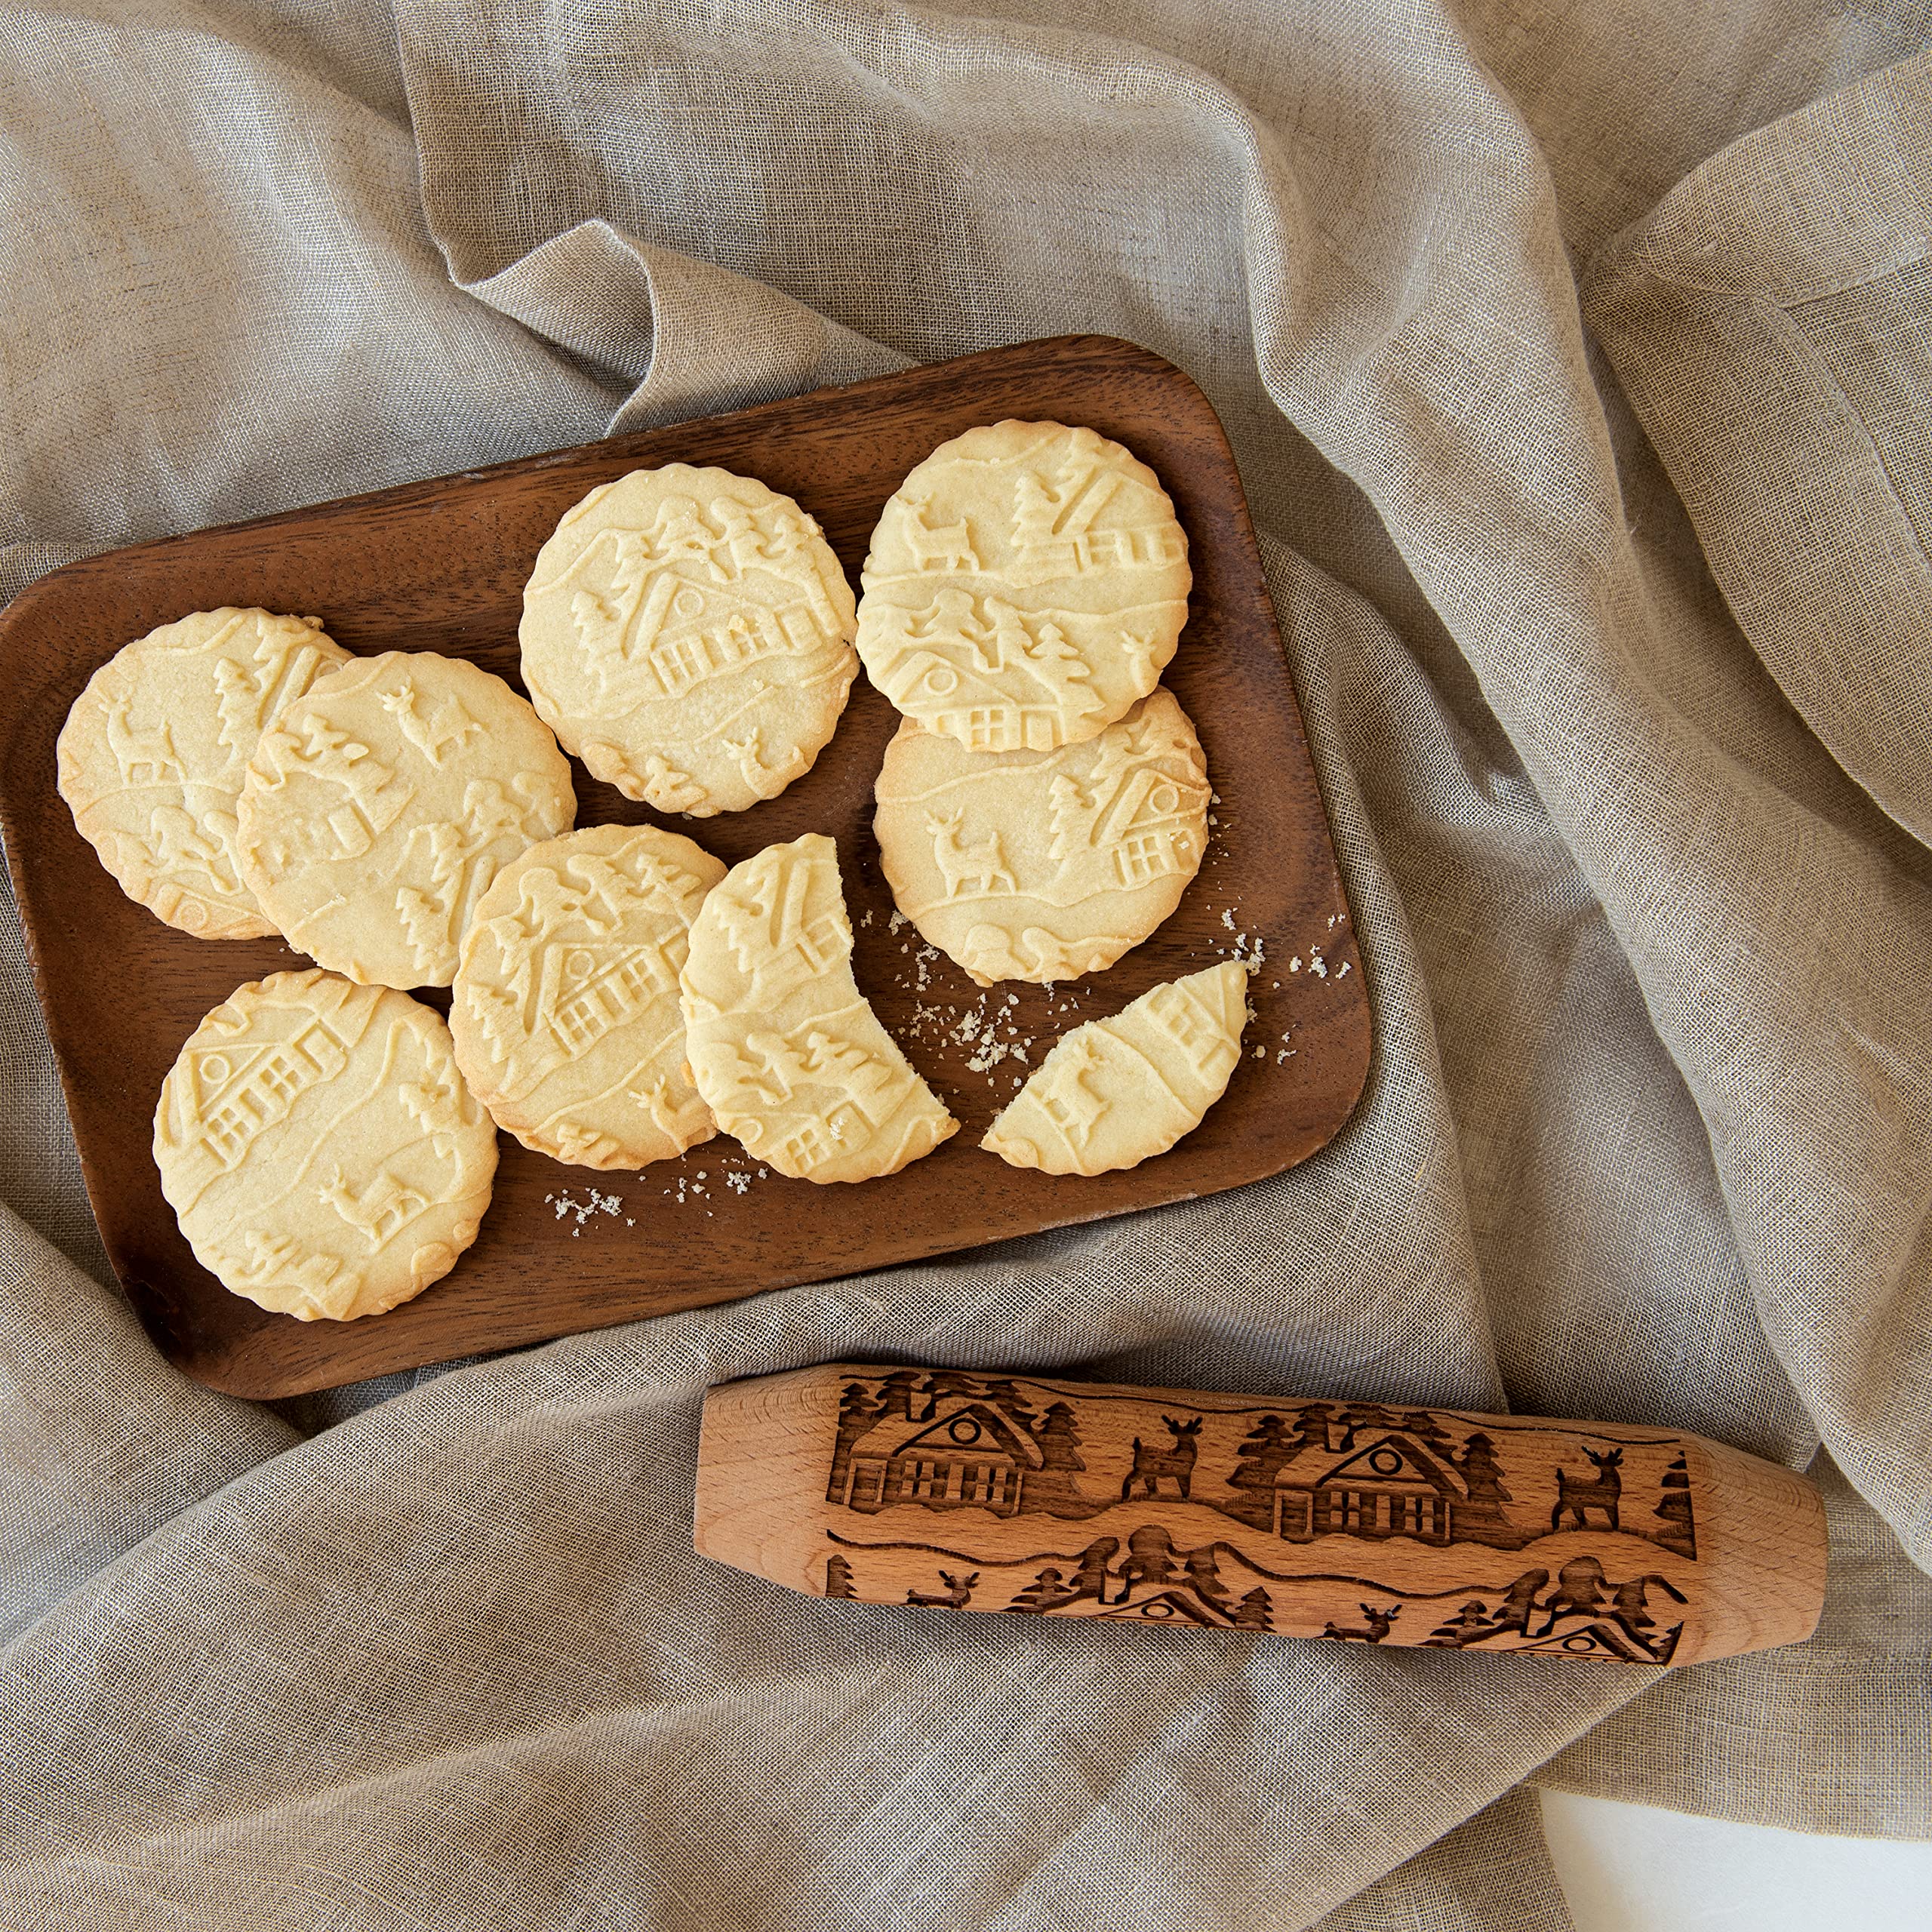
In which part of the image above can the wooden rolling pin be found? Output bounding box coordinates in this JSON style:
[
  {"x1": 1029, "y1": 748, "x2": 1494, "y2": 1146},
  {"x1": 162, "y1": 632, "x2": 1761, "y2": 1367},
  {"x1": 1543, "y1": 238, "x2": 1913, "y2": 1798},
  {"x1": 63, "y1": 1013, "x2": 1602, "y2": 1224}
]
[{"x1": 696, "y1": 1363, "x2": 1826, "y2": 1666}]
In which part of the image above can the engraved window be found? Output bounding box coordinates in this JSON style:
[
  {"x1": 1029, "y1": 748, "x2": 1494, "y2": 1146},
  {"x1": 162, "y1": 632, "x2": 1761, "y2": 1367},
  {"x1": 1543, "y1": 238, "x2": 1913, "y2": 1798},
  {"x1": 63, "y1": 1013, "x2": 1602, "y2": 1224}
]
[
  {"x1": 1156, "y1": 995, "x2": 1201, "y2": 1049},
  {"x1": 554, "y1": 1000, "x2": 601, "y2": 1053},
  {"x1": 791, "y1": 918, "x2": 843, "y2": 977},
  {"x1": 906, "y1": 1459, "x2": 948, "y2": 1500},
  {"x1": 655, "y1": 635, "x2": 707, "y2": 691},
  {"x1": 960, "y1": 1463, "x2": 1006, "y2": 1505}
]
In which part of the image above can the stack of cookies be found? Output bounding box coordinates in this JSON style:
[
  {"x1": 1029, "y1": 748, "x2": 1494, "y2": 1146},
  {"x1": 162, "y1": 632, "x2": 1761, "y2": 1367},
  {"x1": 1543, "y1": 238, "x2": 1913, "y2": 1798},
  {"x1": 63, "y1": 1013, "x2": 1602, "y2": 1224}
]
[{"x1": 58, "y1": 423, "x2": 1253, "y2": 1327}]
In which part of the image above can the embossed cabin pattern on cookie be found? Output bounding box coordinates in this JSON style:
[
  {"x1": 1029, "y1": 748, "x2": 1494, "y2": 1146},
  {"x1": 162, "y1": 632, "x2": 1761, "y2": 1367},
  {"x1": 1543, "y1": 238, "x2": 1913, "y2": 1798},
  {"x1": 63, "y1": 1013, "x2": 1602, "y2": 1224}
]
[
  {"x1": 451, "y1": 826, "x2": 724, "y2": 1170},
  {"x1": 541, "y1": 493, "x2": 844, "y2": 712},
  {"x1": 171, "y1": 1015, "x2": 352, "y2": 1170},
  {"x1": 155, "y1": 972, "x2": 496, "y2": 1322},
  {"x1": 858, "y1": 423, "x2": 1190, "y2": 753},
  {"x1": 468, "y1": 851, "x2": 700, "y2": 1100},
  {"x1": 520, "y1": 466, "x2": 858, "y2": 816}
]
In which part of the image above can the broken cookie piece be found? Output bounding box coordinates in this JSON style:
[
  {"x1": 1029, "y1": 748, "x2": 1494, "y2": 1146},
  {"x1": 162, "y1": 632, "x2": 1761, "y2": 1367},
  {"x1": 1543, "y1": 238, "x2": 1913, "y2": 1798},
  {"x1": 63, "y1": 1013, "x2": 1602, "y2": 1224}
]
[{"x1": 982, "y1": 960, "x2": 1248, "y2": 1174}]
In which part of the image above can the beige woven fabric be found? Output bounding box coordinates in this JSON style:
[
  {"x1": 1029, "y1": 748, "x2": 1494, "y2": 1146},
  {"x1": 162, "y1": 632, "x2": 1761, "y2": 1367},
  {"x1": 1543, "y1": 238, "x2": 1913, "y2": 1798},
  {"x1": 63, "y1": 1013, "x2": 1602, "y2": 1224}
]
[{"x1": 2, "y1": 2, "x2": 1930, "y2": 1924}]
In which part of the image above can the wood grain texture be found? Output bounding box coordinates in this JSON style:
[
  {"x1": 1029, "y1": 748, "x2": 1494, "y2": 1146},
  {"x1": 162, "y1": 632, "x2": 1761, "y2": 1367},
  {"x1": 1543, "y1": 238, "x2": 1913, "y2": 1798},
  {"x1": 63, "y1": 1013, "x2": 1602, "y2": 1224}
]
[
  {"x1": 0, "y1": 336, "x2": 1370, "y2": 1398},
  {"x1": 696, "y1": 1364, "x2": 1828, "y2": 1666}
]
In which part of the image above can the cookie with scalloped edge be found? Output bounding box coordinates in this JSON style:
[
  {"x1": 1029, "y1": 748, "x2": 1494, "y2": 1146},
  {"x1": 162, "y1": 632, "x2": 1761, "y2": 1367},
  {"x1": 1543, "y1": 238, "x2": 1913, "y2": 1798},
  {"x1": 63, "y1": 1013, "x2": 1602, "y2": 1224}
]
[
  {"x1": 679, "y1": 832, "x2": 956, "y2": 1182},
  {"x1": 57, "y1": 608, "x2": 349, "y2": 940},
  {"x1": 872, "y1": 688, "x2": 1209, "y2": 986},
  {"x1": 236, "y1": 651, "x2": 576, "y2": 990},
  {"x1": 982, "y1": 961, "x2": 1249, "y2": 1174},
  {"x1": 450, "y1": 823, "x2": 726, "y2": 1170},
  {"x1": 154, "y1": 969, "x2": 497, "y2": 1321},
  {"x1": 855, "y1": 421, "x2": 1190, "y2": 755},
  {"x1": 519, "y1": 464, "x2": 858, "y2": 816}
]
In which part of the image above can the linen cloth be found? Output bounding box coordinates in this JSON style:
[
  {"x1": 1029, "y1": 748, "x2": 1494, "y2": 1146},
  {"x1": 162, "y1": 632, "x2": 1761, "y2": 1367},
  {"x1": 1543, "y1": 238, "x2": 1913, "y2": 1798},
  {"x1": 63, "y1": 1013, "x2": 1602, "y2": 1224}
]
[{"x1": 2, "y1": 2, "x2": 1929, "y2": 1925}]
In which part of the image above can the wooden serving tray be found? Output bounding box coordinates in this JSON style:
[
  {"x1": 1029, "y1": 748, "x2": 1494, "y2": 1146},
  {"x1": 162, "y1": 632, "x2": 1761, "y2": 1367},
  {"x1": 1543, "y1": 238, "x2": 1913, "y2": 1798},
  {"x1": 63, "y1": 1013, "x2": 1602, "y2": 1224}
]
[{"x1": 0, "y1": 336, "x2": 1370, "y2": 1398}]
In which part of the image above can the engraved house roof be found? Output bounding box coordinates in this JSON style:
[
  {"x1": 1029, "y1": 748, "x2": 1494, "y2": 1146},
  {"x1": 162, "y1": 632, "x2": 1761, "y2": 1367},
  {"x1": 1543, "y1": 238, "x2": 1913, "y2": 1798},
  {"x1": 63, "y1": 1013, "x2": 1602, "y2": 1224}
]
[
  {"x1": 857, "y1": 1404, "x2": 1047, "y2": 1472},
  {"x1": 1287, "y1": 1434, "x2": 1469, "y2": 1499}
]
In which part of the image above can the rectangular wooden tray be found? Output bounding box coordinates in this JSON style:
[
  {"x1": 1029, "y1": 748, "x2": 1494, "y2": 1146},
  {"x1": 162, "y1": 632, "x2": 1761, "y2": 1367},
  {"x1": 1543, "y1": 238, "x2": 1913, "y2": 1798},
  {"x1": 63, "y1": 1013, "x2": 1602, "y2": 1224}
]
[{"x1": 0, "y1": 335, "x2": 1370, "y2": 1398}]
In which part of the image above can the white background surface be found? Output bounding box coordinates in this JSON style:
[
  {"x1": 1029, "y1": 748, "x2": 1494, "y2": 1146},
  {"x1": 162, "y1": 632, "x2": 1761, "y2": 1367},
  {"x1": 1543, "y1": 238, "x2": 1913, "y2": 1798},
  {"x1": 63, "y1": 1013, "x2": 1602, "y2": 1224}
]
[{"x1": 1540, "y1": 1792, "x2": 1932, "y2": 1931}]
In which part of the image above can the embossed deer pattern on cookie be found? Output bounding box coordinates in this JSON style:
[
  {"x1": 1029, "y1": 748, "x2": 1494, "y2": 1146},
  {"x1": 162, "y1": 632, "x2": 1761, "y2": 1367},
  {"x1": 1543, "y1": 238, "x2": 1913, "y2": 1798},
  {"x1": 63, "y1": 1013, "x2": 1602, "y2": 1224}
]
[
  {"x1": 237, "y1": 653, "x2": 575, "y2": 989},
  {"x1": 812, "y1": 1371, "x2": 1704, "y2": 1660},
  {"x1": 873, "y1": 688, "x2": 1210, "y2": 986}
]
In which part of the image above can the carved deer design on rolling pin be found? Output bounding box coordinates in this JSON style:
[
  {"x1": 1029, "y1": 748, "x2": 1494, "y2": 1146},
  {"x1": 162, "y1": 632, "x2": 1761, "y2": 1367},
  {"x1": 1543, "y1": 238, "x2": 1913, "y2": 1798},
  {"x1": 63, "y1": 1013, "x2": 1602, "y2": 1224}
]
[
  {"x1": 906, "y1": 1571, "x2": 978, "y2": 1610},
  {"x1": 1120, "y1": 1417, "x2": 1202, "y2": 1500},
  {"x1": 1322, "y1": 1604, "x2": 1401, "y2": 1644},
  {"x1": 1550, "y1": 1446, "x2": 1623, "y2": 1532}
]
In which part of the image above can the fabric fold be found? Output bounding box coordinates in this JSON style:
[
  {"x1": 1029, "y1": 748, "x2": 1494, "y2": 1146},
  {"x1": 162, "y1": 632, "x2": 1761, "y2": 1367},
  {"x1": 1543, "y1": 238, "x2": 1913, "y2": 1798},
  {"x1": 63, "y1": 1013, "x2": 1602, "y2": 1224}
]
[{"x1": 1586, "y1": 54, "x2": 1932, "y2": 854}]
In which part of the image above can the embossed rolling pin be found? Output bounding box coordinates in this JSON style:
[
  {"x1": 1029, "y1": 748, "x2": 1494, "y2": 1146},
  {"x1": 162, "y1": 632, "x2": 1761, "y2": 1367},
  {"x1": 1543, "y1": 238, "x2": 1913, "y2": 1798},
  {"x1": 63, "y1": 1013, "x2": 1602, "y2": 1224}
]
[{"x1": 694, "y1": 1364, "x2": 1826, "y2": 1665}]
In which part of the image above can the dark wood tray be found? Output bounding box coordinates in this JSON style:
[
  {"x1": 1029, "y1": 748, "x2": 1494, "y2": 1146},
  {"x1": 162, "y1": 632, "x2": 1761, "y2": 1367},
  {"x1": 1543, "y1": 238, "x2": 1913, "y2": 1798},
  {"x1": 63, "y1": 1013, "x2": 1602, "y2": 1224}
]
[{"x1": 0, "y1": 335, "x2": 1370, "y2": 1398}]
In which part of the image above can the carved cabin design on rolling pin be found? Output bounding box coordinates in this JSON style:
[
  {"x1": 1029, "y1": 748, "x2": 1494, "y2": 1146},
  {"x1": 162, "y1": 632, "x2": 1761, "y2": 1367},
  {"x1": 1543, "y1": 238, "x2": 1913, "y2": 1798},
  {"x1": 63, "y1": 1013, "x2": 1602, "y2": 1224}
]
[{"x1": 697, "y1": 1364, "x2": 1826, "y2": 1668}]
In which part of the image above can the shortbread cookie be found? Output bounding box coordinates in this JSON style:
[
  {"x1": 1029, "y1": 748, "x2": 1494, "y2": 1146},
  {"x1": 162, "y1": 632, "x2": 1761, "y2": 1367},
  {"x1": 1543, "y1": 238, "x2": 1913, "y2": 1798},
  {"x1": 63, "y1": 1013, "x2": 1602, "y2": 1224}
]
[
  {"x1": 236, "y1": 651, "x2": 576, "y2": 989},
  {"x1": 983, "y1": 961, "x2": 1249, "y2": 1174},
  {"x1": 873, "y1": 688, "x2": 1209, "y2": 985},
  {"x1": 57, "y1": 608, "x2": 349, "y2": 940},
  {"x1": 450, "y1": 823, "x2": 725, "y2": 1170},
  {"x1": 679, "y1": 833, "x2": 956, "y2": 1182},
  {"x1": 855, "y1": 422, "x2": 1190, "y2": 754},
  {"x1": 518, "y1": 465, "x2": 858, "y2": 816},
  {"x1": 154, "y1": 969, "x2": 497, "y2": 1321}
]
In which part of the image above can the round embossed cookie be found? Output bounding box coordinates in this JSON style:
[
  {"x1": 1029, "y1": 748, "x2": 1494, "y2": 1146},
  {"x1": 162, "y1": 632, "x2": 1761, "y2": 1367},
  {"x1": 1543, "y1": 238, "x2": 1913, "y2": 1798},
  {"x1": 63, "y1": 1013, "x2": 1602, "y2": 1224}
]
[
  {"x1": 872, "y1": 688, "x2": 1210, "y2": 985},
  {"x1": 983, "y1": 961, "x2": 1250, "y2": 1174},
  {"x1": 57, "y1": 608, "x2": 350, "y2": 940},
  {"x1": 154, "y1": 969, "x2": 498, "y2": 1321},
  {"x1": 518, "y1": 465, "x2": 859, "y2": 816},
  {"x1": 854, "y1": 421, "x2": 1191, "y2": 754},
  {"x1": 679, "y1": 833, "x2": 957, "y2": 1183},
  {"x1": 450, "y1": 823, "x2": 726, "y2": 1170},
  {"x1": 236, "y1": 651, "x2": 576, "y2": 990}
]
